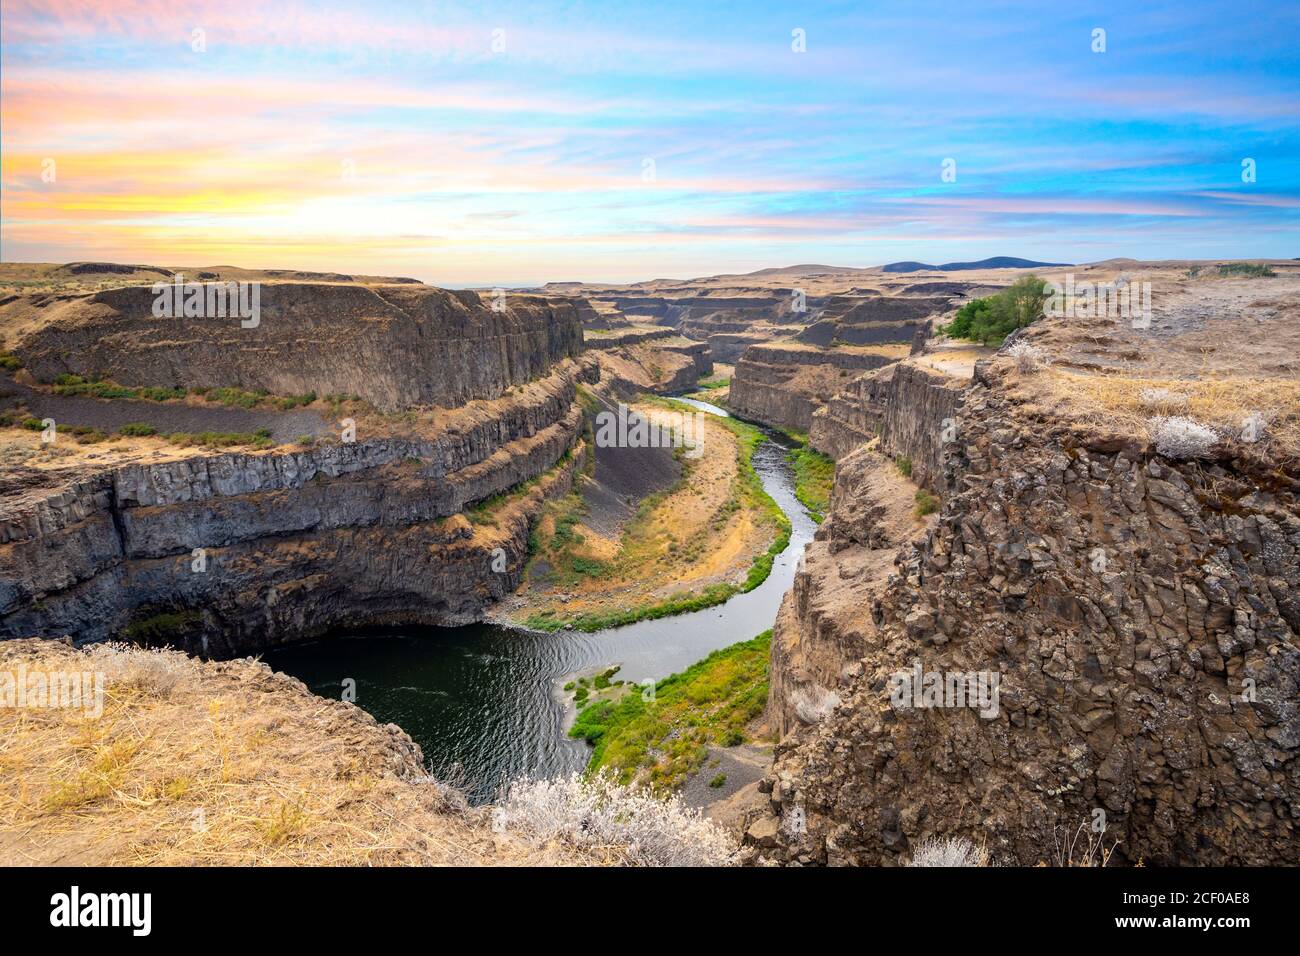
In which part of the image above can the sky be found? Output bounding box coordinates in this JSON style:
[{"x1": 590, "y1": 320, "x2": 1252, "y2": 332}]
[{"x1": 1, "y1": 0, "x2": 1297, "y2": 286}]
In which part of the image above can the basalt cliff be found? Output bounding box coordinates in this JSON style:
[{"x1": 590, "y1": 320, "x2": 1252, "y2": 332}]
[
  {"x1": 0, "y1": 278, "x2": 595, "y2": 656},
  {"x1": 752, "y1": 265, "x2": 1300, "y2": 866}
]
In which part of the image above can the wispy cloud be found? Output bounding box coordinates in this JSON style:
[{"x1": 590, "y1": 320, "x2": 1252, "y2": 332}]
[{"x1": 2, "y1": 0, "x2": 1298, "y2": 283}]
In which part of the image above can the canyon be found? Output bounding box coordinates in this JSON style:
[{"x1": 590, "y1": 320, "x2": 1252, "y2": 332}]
[{"x1": 3, "y1": 258, "x2": 1299, "y2": 867}]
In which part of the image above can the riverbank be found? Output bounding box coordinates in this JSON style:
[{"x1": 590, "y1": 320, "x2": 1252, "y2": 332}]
[
  {"x1": 502, "y1": 397, "x2": 789, "y2": 633},
  {"x1": 567, "y1": 630, "x2": 773, "y2": 793}
]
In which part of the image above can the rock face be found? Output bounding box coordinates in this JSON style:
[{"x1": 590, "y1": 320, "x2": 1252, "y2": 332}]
[
  {"x1": 799, "y1": 294, "x2": 950, "y2": 346},
  {"x1": 756, "y1": 356, "x2": 1300, "y2": 866},
  {"x1": 593, "y1": 336, "x2": 713, "y2": 398},
  {"x1": 706, "y1": 333, "x2": 769, "y2": 364},
  {"x1": 728, "y1": 344, "x2": 898, "y2": 432},
  {"x1": 1, "y1": 346, "x2": 590, "y2": 656},
  {"x1": 5, "y1": 284, "x2": 585, "y2": 412}
]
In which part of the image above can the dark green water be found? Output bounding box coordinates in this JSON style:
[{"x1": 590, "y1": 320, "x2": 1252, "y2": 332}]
[{"x1": 264, "y1": 401, "x2": 814, "y2": 803}]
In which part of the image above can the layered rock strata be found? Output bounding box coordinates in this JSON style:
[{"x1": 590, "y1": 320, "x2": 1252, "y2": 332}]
[
  {"x1": 1, "y1": 355, "x2": 589, "y2": 656},
  {"x1": 4, "y1": 284, "x2": 585, "y2": 412}
]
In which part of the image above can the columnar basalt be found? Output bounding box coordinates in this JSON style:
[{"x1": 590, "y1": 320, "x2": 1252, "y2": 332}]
[{"x1": 754, "y1": 355, "x2": 1300, "y2": 866}]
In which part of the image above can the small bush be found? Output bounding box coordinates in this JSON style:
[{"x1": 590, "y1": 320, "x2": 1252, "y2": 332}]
[
  {"x1": 708, "y1": 773, "x2": 727, "y2": 788},
  {"x1": 914, "y1": 488, "x2": 939, "y2": 516},
  {"x1": 88, "y1": 642, "x2": 191, "y2": 696},
  {"x1": 909, "y1": 836, "x2": 990, "y2": 867},
  {"x1": 1149, "y1": 416, "x2": 1216, "y2": 459},
  {"x1": 895, "y1": 455, "x2": 913, "y2": 478},
  {"x1": 496, "y1": 771, "x2": 739, "y2": 866},
  {"x1": 1005, "y1": 339, "x2": 1047, "y2": 374},
  {"x1": 118, "y1": 422, "x2": 158, "y2": 437}
]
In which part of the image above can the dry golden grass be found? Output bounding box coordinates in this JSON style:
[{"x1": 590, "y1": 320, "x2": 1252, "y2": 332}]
[
  {"x1": 0, "y1": 640, "x2": 598, "y2": 866},
  {"x1": 512, "y1": 405, "x2": 777, "y2": 625},
  {"x1": 1010, "y1": 367, "x2": 1300, "y2": 457}
]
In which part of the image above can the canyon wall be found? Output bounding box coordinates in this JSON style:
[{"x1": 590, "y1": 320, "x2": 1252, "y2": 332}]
[
  {"x1": 1, "y1": 272, "x2": 597, "y2": 656},
  {"x1": 728, "y1": 344, "x2": 898, "y2": 432},
  {"x1": 0, "y1": 366, "x2": 586, "y2": 655},
  {"x1": 4, "y1": 283, "x2": 585, "y2": 412},
  {"x1": 754, "y1": 356, "x2": 1300, "y2": 865}
]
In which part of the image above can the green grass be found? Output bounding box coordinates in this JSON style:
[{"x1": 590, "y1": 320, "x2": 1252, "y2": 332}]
[
  {"x1": 118, "y1": 422, "x2": 158, "y2": 437},
  {"x1": 696, "y1": 376, "x2": 730, "y2": 390},
  {"x1": 45, "y1": 375, "x2": 317, "y2": 410},
  {"x1": 164, "y1": 427, "x2": 273, "y2": 449},
  {"x1": 568, "y1": 630, "x2": 771, "y2": 792},
  {"x1": 52, "y1": 375, "x2": 187, "y2": 402},
  {"x1": 786, "y1": 444, "x2": 835, "y2": 523}
]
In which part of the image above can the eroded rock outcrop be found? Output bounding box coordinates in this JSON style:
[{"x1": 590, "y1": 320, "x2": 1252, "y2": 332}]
[{"x1": 755, "y1": 355, "x2": 1300, "y2": 865}]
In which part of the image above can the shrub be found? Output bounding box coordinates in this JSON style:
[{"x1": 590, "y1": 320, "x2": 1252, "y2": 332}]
[
  {"x1": 1217, "y1": 263, "x2": 1275, "y2": 278},
  {"x1": 941, "y1": 275, "x2": 1051, "y2": 345},
  {"x1": 87, "y1": 642, "x2": 190, "y2": 697},
  {"x1": 1149, "y1": 416, "x2": 1216, "y2": 459},
  {"x1": 895, "y1": 455, "x2": 913, "y2": 478},
  {"x1": 708, "y1": 773, "x2": 727, "y2": 788},
  {"x1": 495, "y1": 771, "x2": 739, "y2": 866},
  {"x1": 914, "y1": 488, "x2": 939, "y2": 516},
  {"x1": 909, "y1": 836, "x2": 990, "y2": 867},
  {"x1": 118, "y1": 422, "x2": 158, "y2": 437},
  {"x1": 1004, "y1": 339, "x2": 1047, "y2": 373}
]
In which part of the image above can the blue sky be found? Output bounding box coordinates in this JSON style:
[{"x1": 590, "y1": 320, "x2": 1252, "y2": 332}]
[{"x1": 2, "y1": 0, "x2": 1297, "y2": 284}]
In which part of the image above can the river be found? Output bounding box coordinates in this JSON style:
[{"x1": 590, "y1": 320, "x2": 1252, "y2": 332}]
[{"x1": 263, "y1": 399, "x2": 815, "y2": 803}]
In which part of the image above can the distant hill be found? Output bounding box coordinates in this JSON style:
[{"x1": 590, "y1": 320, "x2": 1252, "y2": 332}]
[{"x1": 881, "y1": 256, "x2": 1071, "y2": 273}]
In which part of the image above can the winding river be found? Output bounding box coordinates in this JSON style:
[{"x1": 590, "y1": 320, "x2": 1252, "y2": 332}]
[{"x1": 263, "y1": 399, "x2": 816, "y2": 803}]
